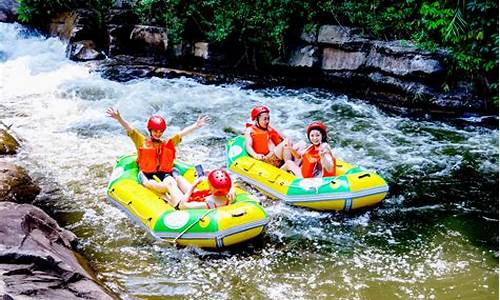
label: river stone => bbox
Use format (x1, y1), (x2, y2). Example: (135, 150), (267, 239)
(366, 42), (444, 77)
(129, 25), (168, 55)
(288, 45), (318, 68)
(49, 9), (100, 43)
(300, 25), (318, 43)
(0, 202), (114, 299)
(0, 0), (18, 23)
(67, 40), (106, 61)
(322, 48), (366, 71)
(0, 160), (40, 203)
(105, 8), (138, 25)
(318, 25), (369, 49)
(0, 129), (19, 155)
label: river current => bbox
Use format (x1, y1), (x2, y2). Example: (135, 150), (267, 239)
(0, 23), (498, 299)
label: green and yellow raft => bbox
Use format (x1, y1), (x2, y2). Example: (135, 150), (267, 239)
(226, 136), (388, 211)
(107, 154), (269, 248)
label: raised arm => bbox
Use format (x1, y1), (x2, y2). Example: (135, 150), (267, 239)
(106, 107), (133, 133)
(177, 115), (210, 139)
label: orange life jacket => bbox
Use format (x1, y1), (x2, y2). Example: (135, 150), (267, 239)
(246, 123), (283, 155)
(137, 139), (176, 173)
(188, 190), (229, 209)
(300, 145), (336, 178)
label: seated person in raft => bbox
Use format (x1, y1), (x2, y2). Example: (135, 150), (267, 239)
(244, 105), (302, 167)
(106, 107), (210, 196)
(281, 121), (336, 178)
(165, 168), (236, 210)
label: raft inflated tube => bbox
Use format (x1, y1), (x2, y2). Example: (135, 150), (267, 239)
(226, 135), (388, 211)
(107, 154), (269, 248)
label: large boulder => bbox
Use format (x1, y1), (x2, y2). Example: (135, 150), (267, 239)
(49, 9), (106, 61)
(0, 0), (18, 23)
(322, 48), (366, 71)
(365, 41), (444, 78)
(0, 129), (20, 155)
(288, 45), (319, 68)
(0, 202), (114, 299)
(67, 40), (106, 61)
(0, 160), (40, 203)
(105, 9), (138, 56)
(318, 25), (370, 50)
(129, 25), (168, 56)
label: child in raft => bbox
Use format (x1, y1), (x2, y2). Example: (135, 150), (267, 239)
(280, 121), (336, 178)
(106, 107), (209, 195)
(166, 168), (235, 210)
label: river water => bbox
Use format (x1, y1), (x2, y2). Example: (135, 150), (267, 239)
(1, 23), (498, 299)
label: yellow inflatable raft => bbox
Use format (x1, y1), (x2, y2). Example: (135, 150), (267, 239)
(226, 136), (388, 211)
(107, 154), (269, 248)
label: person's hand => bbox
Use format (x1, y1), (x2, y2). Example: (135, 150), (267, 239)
(254, 153), (265, 160)
(227, 188), (236, 203)
(195, 115), (210, 129)
(106, 107), (121, 120)
(319, 143), (332, 156)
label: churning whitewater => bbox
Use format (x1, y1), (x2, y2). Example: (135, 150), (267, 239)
(0, 23), (498, 299)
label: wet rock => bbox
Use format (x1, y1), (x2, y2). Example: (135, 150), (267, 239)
(0, 129), (19, 154)
(0, 202), (114, 299)
(67, 40), (106, 61)
(0, 160), (40, 203)
(300, 25), (318, 44)
(49, 11), (78, 41)
(96, 56), (157, 82)
(129, 25), (168, 56)
(322, 48), (366, 71)
(49, 9), (100, 42)
(0, 0), (18, 23)
(105, 9), (138, 56)
(193, 42), (209, 59)
(288, 45), (318, 68)
(318, 25), (370, 50)
(366, 41), (444, 78)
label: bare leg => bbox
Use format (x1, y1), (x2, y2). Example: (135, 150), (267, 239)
(274, 140), (292, 161)
(175, 175), (192, 193)
(280, 160), (303, 178)
(142, 179), (169, 194)
(163, 177), (185, 207)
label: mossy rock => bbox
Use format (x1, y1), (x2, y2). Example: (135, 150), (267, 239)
(0, 129), (20, 155)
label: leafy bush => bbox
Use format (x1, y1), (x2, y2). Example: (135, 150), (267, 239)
(18, 0), (498, 106)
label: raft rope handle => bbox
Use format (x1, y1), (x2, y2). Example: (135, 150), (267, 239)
(169, 199), (261, 245)
(109, 189), (153, 223)
(358, 173), (371, 179)
(170, 209), (213, 245)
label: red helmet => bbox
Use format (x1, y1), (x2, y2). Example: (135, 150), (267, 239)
(208, 169), (232, 196)
(306, 121), (328, 142)
(147, 115), (167, 131)
(250, 105), (270, 121)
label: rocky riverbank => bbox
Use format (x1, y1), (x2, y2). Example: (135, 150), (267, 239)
(0, 127), (115, 299)
(0, 1), (491, 116)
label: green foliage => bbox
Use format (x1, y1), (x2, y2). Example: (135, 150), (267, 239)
(17, 0), (73, 22)
(325, 0), (498, 107)
(19, 0), (498, 106)
(133, 0), (329, 63)
(17, 0), (114, 24)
